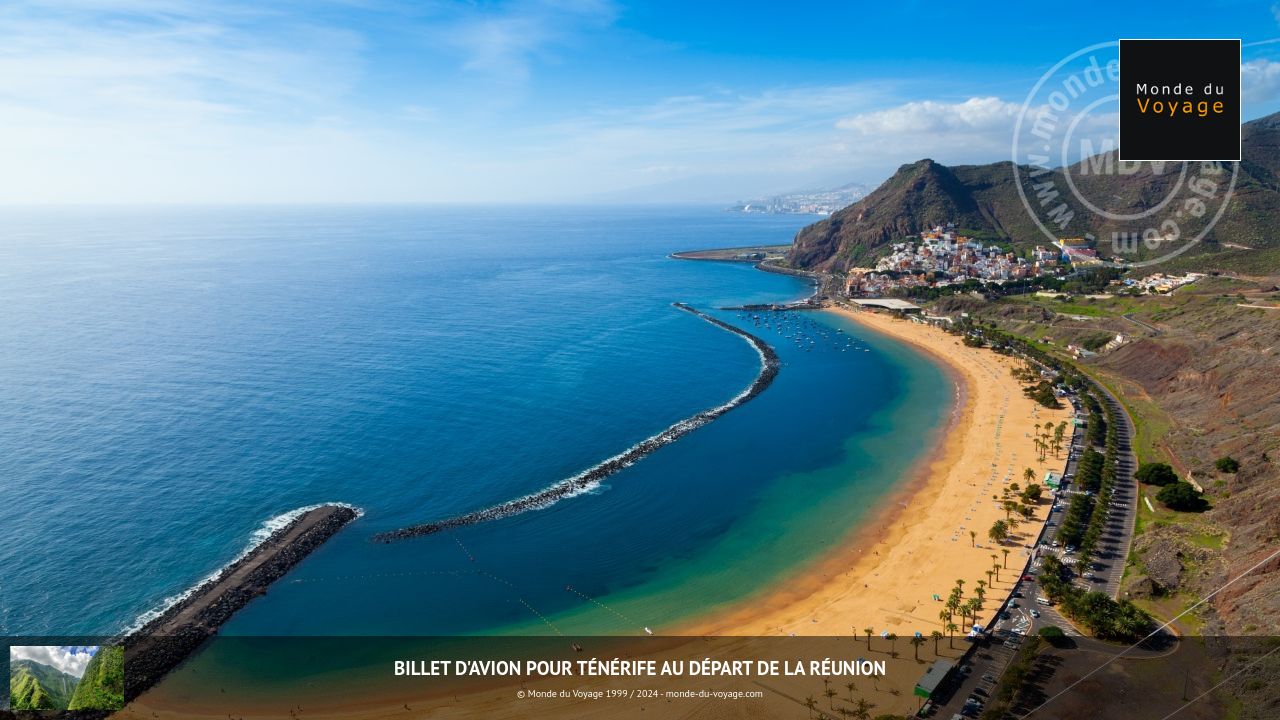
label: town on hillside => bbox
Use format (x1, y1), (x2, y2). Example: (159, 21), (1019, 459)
(843, 225), (1204, 297)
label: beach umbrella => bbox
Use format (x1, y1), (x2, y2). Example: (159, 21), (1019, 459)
(881, 631), (889, 638)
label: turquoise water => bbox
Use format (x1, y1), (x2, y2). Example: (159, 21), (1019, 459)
(0, 206), (948, 637)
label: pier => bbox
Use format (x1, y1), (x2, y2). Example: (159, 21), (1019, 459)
(372, 304), (780, 543)
(121, 504), (358, 701)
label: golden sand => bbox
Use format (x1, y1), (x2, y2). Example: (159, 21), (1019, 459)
(682, 306), (1072, 639)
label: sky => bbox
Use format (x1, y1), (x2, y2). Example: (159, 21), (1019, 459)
(10, 645), (97, 678)
(4, 1), (1280, 204)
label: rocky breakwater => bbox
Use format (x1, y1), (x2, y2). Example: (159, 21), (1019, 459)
(372, 303), (780, 543)
(121, 504), (358, 701)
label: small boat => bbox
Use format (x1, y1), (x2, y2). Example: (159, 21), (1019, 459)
(644, 627), (653, 635)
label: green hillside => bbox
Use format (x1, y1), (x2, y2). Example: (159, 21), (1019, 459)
(9, 659), (78, 710)
(67, 645), (125, 711)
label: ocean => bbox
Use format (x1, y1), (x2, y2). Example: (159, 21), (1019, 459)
(0, 205), (948, 638)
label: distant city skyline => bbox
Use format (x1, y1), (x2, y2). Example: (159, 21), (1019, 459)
(4, 1), (1280, 204)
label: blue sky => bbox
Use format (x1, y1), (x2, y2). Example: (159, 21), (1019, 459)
(4, 1), (1280, 203)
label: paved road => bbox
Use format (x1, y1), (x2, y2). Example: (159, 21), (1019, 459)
(1090, 384), (1139, 599)
(1122, 313), (1162, 336)
(1034, 382), (1137, 600)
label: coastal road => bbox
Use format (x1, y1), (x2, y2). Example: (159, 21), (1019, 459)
(1039, 383), (1136, 600)
(1091, 384), (1139, 600)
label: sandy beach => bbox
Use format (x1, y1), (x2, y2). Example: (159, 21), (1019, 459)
(123, 305), (1074, 720)
(681, 305), (1073, 639)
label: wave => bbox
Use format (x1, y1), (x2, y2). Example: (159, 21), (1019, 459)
(118, 502), (364, 636)
(372, 303), (780, 543)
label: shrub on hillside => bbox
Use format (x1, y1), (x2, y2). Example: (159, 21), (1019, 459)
(1135, 462), (1179, 486)
(1156, 481), (1208, 512)
(1215, 456), (1240, 473)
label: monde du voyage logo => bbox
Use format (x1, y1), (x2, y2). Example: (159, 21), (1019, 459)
(1012, 39), (1241, 268)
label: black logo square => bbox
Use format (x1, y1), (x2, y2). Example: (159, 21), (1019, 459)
(1119, 39), (1240, 161)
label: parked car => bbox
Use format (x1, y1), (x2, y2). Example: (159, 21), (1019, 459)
(1031, 609), (1041, 618)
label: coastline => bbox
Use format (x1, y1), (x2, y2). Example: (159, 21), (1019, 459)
(121, 305), (1074, 720)
(679, 305), (1071, 637)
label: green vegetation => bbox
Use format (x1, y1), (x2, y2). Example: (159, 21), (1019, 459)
(1023, 380), (1062, 409)
(1215, 456), (1240, 473)
(1076, 448), (1105, 492)
(1135, 462), (1179, 486)
(9, 660), (77, 710)
(989, 519), (1010, 544)
(1020, 483), (1043, 504)
(1058, 493), (1094, 548)
(1156, 481), (1208, 512)
(67, 645), (124, 711)
(1037, 625), (1069, 647)
(1038, 556), (1154, 641)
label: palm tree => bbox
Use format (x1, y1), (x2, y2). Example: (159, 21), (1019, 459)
(845, 681), (856, 703)
(863, 626), (874, 649)
(1024, 467), (1036, 484)
(854, 697), (875, 720)
(986, 568), (995, 587)
(1002, 548), (1011, 568)
(945, 622), (958, 648)
(804, 696), (816, 719)
(969, 530), (976, 547)
(938, 609), (950, 630)
(886, 632), (898, 657)
(824, 687), (837, 710)
(993, 561), (1002, 583)
(988, 520), (1008, 544)
(909, 635), (925, 661)
(931, 630), (944, 654)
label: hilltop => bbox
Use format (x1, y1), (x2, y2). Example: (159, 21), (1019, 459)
(789, 112), (1280, 274)
(9, 659), (79, 710)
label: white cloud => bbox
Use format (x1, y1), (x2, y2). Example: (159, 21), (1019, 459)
(1242, 59), (1280, 104)
(836, 96), (1020, 135)
(10, 646), (97, 679)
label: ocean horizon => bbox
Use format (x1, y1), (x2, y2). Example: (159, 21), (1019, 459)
(0, 205), (948, 638)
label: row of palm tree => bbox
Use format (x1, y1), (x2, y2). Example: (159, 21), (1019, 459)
(1033, 419), (1070, 462)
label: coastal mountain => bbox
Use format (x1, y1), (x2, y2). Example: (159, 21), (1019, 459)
(789, 111), (1280, 274)
(9, 659), (79, 710)
(67, 646), (124, 711)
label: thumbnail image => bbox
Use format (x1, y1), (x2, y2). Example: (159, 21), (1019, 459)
(8, 645), (124, 711)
